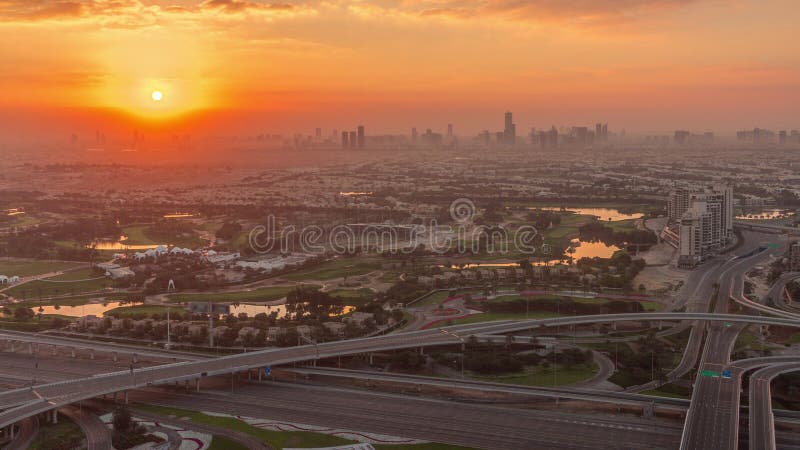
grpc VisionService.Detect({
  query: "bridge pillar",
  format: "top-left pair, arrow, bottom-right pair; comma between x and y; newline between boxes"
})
51,409 -> 58,424
89,349 -> 94,360
369,353 -> 374,365
28,342 -> 33,354
123,391 -> 128,404
195,378 -> 200,392
184,380 -> 189,391
70,347 -> 76,358
419,347 -> 424,355
51,345 -> 57,356
132,353 -> 139,364
112,352 -> 118,362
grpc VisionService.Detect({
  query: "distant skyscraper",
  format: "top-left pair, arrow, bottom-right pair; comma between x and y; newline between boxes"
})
779,130 -> 787,145
341,131 -> 349,149
357,125 -> 365,148
315,128 -> 322,140
601,123 -> 608,142
503,112 -> 516,145
411,127 -> 418,144
596,123 -> 602,140
349,131 -> 357,148
447,124 -> 453,137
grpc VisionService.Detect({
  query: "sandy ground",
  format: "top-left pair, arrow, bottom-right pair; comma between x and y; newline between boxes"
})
633,238 -> 687,293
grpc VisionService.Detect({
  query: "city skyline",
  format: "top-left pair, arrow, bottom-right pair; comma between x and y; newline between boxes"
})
1,0 -> 800,141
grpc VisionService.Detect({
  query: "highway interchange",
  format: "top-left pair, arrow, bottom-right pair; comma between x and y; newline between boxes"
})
0,228 -> 799,449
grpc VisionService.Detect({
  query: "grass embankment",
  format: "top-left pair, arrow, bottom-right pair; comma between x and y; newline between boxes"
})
138,405 -> 478,450
471,363 -> 597,387
27,416 -> 84,450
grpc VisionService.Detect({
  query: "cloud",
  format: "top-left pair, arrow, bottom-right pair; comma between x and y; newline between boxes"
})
0,0 -> 304,26
201,0 -> 295,14
399,0 -> 702,28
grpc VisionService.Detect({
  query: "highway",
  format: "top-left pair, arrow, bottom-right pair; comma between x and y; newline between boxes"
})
680,232 -> 795,450
1,312 -> 800,431
749,363 -> 800,450
137,382 -> 685,450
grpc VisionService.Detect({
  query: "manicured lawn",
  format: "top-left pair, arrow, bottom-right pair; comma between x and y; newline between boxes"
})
123,224 -> 206,249
414,291 -> 452,307
27,416 -> 84,450
472,363 -> 597,387
375,444 -> 478,450
328,288 -> 375,306
450,311 -> 560,325
0,259 -> 82,277
166,285 -> 319,303
640,301 -> 664,312
606,219 -> 638,232
105,305 -> 173,317
209,436 -> 248,450
4,268 -> 111,299
281,258 -> 380,281
640,389 -> 690,399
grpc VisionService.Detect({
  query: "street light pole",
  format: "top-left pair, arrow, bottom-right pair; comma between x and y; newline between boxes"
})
439,329 -> 467,378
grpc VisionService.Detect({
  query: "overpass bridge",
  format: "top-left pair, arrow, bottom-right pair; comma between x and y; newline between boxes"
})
1,312 -> 800,431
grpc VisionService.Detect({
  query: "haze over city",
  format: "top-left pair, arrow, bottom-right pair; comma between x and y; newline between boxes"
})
1,1 -> 800,450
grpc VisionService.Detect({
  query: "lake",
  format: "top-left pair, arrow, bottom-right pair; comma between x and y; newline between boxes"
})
535,207 -> 643,221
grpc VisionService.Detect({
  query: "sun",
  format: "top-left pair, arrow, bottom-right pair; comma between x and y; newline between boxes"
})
151,90 -> 163,102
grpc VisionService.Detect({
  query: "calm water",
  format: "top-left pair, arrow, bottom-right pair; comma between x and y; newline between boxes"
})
11,301 -> 354,319
535,207 -> 643,221
446,238 -> 620,269
90,235 -> 166,251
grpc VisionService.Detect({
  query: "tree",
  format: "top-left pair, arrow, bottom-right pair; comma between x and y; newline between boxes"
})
112,406 -> 133,433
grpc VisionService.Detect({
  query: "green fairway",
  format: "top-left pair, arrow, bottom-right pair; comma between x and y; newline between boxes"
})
328,288 -> 375,305
4,268 -> 110,299
0,259 -> 82,277
472,363 -> 597,387
281,257 -> 380,281
166,284 -> 319,303
104,304 -> 173,317
123,224 -> 206,249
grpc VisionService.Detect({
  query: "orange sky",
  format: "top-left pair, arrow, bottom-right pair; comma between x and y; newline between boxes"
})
0,0 -> 799,137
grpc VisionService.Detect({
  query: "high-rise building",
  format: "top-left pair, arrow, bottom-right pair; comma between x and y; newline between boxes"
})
671,184 -> 734,267
779,130 -> 787,145
357,125 -> 365,148
315,128 -> 322,141
349,131 -> 357,148
341,131 -> 349,149
503,112 -> 516,146
601,124 -> 608,141
596,123 -> 602,141
447,124 -> 453,137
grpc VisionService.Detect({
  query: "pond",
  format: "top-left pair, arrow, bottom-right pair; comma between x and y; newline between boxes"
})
8,301 -> 355,319
534,207 -> 643,221
444,238 -> 620,269
90,235 -> 167,251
